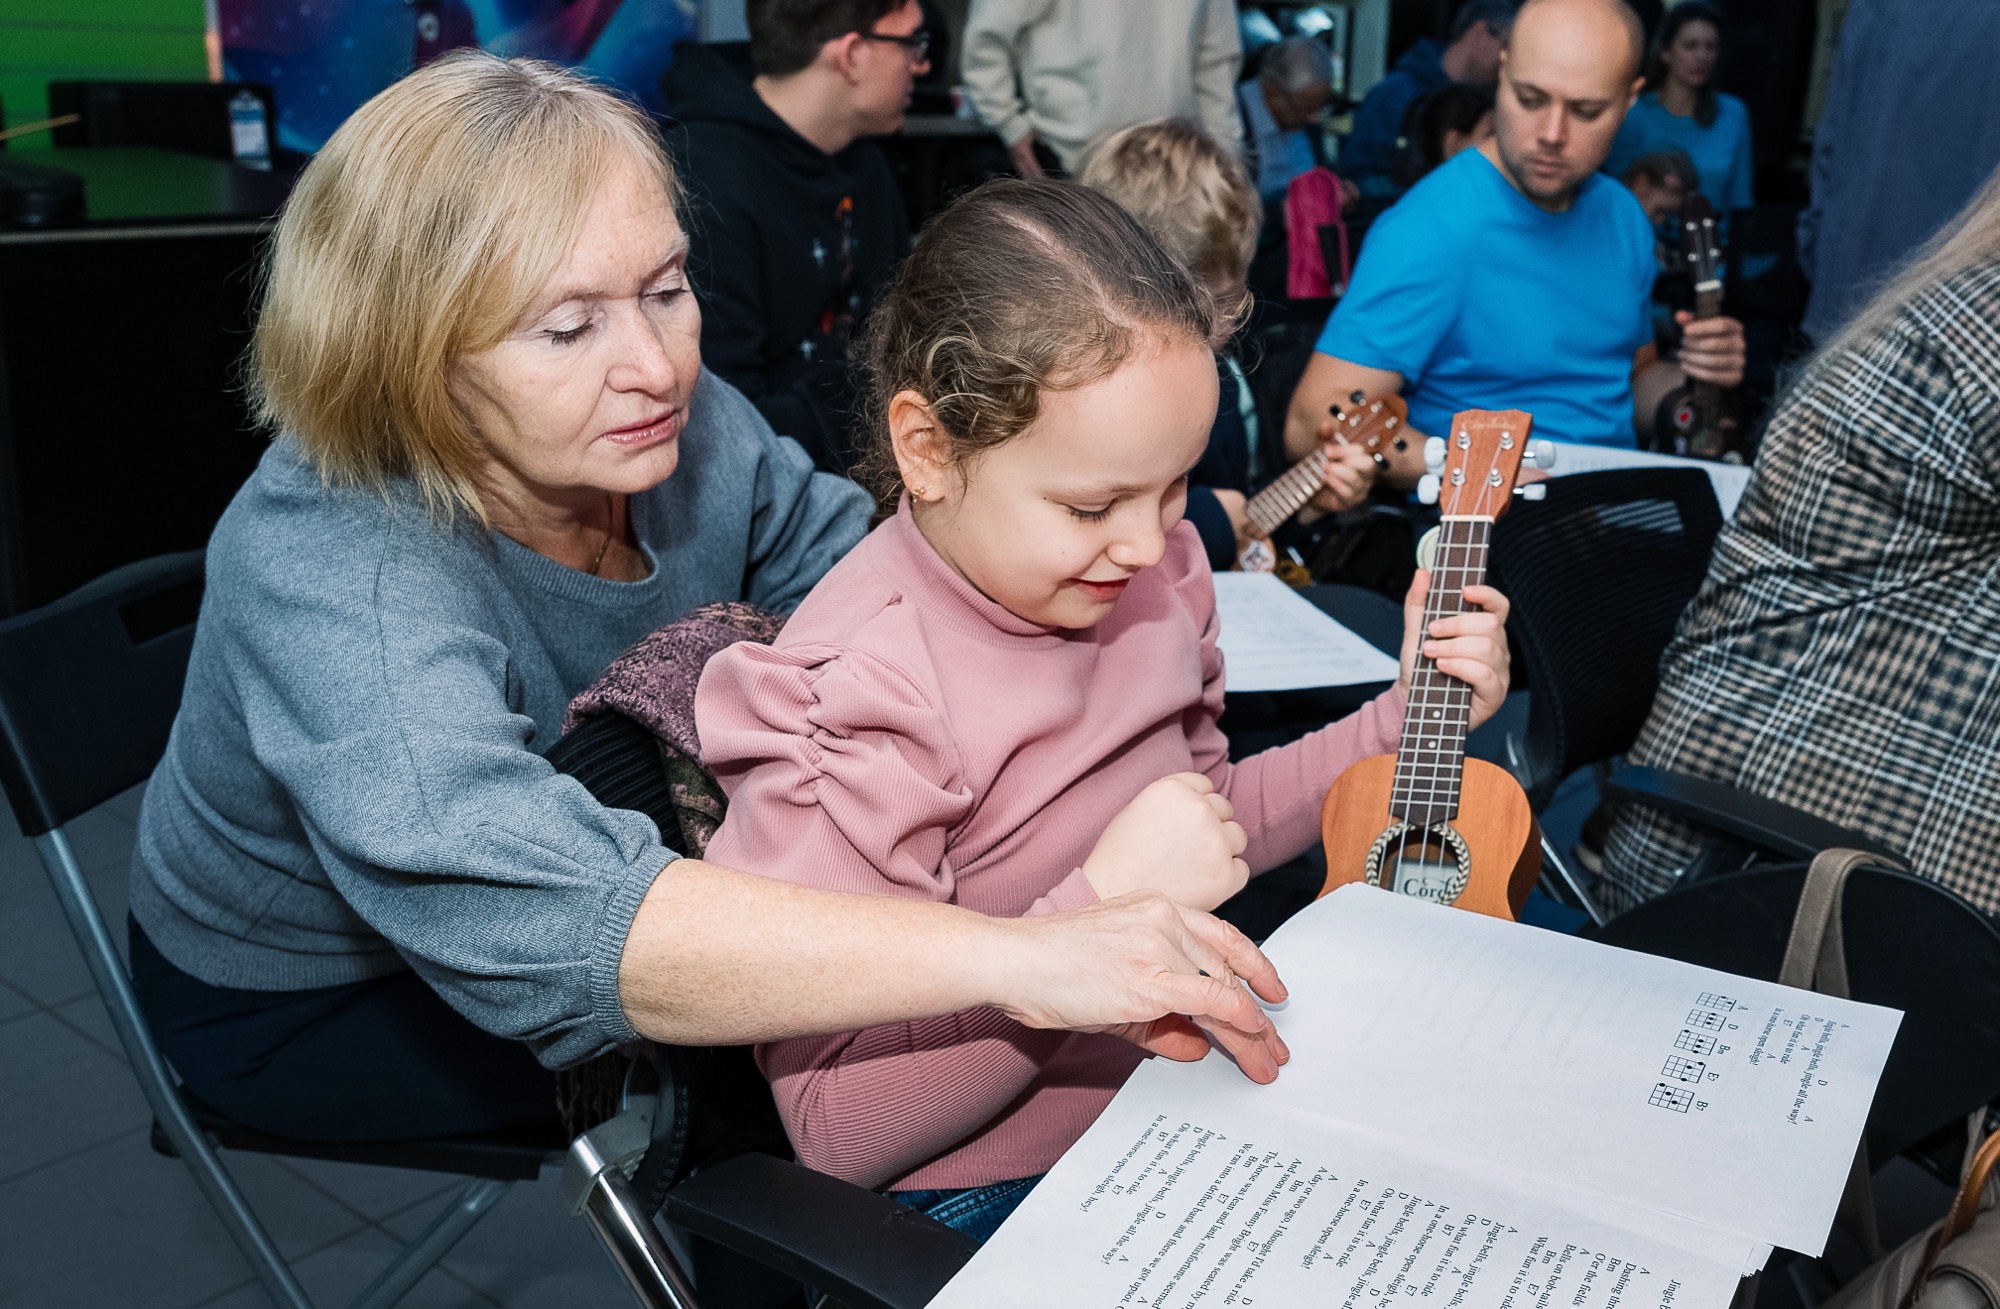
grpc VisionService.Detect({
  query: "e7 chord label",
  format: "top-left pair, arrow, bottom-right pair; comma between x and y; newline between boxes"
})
1674,1030 -> 1716,1056
1649,1083 -> 1694,1114
1662,1056 -> 1706,1084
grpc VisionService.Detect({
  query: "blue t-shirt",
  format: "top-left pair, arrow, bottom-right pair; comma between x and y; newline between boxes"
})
1316,148 -> 1656,446
1605,92 -> 1755,211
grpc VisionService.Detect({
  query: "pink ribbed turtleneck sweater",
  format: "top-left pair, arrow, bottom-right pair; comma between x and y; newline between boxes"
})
695,502 -> 1404,1191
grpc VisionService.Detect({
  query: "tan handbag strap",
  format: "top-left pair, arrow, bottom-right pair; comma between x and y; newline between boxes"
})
1780,848 -> 1899,995
1783,849 -> 1908,1264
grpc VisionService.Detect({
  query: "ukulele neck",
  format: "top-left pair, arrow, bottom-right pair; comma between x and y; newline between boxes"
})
1245,451 -> 1331,536
1390,516 -> 1490,827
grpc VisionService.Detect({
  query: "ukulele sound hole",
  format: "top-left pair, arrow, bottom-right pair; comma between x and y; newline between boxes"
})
1364,822 -> 1473,904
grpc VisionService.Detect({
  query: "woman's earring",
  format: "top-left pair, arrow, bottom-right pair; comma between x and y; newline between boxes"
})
909,484 -> 927,499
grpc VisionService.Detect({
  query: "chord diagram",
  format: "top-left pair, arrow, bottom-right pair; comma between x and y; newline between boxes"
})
1674,1030 -> 1717,1056
1662,1056 -> 1706,1084
1695,992 -> 1735,1011
1649,1083 -> 1694,1113
1687,1008 -> 1726,1030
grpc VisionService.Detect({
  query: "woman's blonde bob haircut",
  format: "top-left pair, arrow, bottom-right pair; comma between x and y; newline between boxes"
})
248,51 -> 680,522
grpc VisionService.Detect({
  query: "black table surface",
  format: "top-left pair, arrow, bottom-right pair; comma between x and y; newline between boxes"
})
7,146 -> 294,228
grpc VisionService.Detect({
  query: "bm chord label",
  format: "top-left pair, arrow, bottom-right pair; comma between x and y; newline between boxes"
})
1649,1083 -> 1695,1114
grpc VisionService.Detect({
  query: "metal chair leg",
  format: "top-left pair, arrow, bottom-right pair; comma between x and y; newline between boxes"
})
349,1177 -> 511,1309
1538,833 -> 1608,929
565,1119 -> 703,1308
34,829 -> 315,1309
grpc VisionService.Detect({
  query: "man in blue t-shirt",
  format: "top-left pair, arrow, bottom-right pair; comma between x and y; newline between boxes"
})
1287,0 -> 1745,501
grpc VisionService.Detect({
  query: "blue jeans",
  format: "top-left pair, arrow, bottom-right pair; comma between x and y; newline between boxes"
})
887,1175 -> 1044,1243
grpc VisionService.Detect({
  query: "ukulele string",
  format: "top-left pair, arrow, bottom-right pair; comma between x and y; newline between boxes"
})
1394,421 -> 1507,886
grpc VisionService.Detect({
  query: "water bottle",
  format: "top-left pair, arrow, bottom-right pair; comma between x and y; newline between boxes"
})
228,89 -> 271,171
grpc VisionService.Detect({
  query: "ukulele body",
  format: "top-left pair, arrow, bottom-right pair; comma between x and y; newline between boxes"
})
1318,753 -> 1541,920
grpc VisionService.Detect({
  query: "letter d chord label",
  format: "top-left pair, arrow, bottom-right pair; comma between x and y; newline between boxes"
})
1649,1084 -> 1694,1114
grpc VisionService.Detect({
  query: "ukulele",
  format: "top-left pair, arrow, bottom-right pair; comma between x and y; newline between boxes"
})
1661,194 -> 1741,462
1318,409 -> 1548,920
1236,393 -> 1408,584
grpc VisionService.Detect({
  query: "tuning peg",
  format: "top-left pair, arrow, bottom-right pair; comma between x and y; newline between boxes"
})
1528,439 -> 1558,470
1416,473 -> 1441,505
1423,436 -> 1446,471
1514,483 -> 1548,501
1349,390 -> 1366,405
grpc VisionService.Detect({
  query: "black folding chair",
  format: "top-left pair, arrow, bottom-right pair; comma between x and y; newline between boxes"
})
0,552 -> 570,1307
0,553 -> 978,1308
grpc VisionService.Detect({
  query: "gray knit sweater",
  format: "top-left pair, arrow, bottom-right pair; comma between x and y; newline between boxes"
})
130,371 -> 870,1068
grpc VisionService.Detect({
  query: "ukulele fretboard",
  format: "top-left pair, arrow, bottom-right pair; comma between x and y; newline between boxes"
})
1390,517 -> 1490,828
1246,455 -> 1330,534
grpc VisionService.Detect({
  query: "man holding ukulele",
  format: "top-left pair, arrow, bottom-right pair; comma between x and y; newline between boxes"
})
1289,0 -> 1746,506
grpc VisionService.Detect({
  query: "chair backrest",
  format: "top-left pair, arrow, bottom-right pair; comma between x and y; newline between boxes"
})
48,81 -> 275,162
1586,861 -> 2000,1164
0,552 -> 202,836
1488,467 -> 1723,808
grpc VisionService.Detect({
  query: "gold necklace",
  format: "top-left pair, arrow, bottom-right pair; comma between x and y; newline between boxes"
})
587,492 -> 617,577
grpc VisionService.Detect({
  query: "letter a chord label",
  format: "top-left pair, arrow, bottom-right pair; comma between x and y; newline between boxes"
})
1649,1084 -> 1695,1114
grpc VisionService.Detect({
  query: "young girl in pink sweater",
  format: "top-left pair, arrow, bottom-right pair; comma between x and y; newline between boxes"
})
693,179 -> 1511,1239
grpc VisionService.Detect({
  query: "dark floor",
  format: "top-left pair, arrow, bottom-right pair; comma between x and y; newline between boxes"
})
0,788 -> 633,1308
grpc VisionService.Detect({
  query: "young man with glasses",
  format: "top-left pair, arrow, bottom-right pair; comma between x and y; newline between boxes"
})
661,0 -> 927,473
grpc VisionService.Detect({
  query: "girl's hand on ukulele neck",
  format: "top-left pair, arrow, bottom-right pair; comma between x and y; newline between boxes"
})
1081,773 -> 1250,911
1398,571 -> 1513,731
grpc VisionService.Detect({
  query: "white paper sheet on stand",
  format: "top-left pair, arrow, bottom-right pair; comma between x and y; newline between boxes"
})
1211,572 -> 1400,691
1256,889 -> 1900,1255
1543,441 -> 1753,518
928,888 -> 1900,1309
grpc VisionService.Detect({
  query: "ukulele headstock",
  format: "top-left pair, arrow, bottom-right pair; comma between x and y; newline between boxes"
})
1680,193 -> 1723,295
1420,410 -> 1540,520
1327,392 -> 1410,457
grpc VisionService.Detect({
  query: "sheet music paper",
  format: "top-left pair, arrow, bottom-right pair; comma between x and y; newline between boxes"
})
1211,572 -> 1400,691
1255,889 -> 1900,1255
929,888 -> 1899,1309
1542,442 -> 1752,518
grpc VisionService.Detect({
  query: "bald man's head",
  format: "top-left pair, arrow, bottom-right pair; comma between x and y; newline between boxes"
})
1514,0 -> 1646,82
1484,0 -> 1646,210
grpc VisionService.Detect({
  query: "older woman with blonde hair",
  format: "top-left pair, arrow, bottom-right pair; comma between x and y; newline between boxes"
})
128,51 -> 1287,1142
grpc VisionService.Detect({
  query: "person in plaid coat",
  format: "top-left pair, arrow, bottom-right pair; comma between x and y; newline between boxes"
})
1601,165 -> 2000,916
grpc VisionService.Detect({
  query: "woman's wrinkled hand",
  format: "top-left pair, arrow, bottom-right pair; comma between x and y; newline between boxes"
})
1398,570 -> 1512,731
992,892 -> 1291,1084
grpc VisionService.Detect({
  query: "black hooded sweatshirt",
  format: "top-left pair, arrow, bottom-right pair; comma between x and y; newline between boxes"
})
661,42 -> 910,474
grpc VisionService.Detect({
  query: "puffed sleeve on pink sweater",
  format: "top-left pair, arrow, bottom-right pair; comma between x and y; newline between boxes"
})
1171,551 -> 1408,873
695,642 -> 1098,1188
